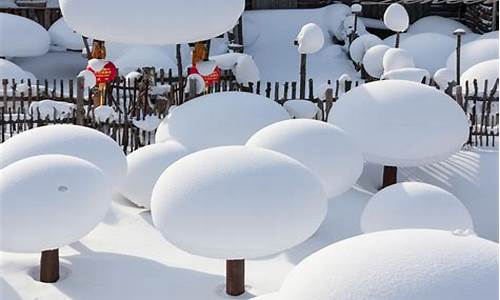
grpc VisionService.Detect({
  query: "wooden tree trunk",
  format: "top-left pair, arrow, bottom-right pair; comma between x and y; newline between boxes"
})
40,249 -> 59,283
226,259 -> 245,296
299,54 -> 307,99
382,166 -> 398,189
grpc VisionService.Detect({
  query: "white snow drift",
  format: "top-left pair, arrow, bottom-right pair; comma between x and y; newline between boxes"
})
119,142 -> 190,209
361,182 -> 474,233
0,13 -> 50,57
407,16 -> 471,36
328,80 -> 469,167
60,0 -> 245,44
155,92 -> 290,149
296,23 -> 325,54
0,155 -> 112,253
279,229 -> 499,300
151,146 -> 327,259
0,125 -> 127,186
247,119 -> 363,198
434,68 -> 455,90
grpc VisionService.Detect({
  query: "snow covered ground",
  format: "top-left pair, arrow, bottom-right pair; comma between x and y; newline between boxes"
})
1,148 -> 497,300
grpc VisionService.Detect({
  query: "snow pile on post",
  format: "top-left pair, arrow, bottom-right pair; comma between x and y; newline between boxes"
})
362,44 -> 390,78
0,124 -> 127,186
296,23 -> 325,54
59,0 -> 245,44
155,92 -> 290,149
278,229 -> 499,300
0,154 -> 113,253
400,33 -> 455,74
247,119 -> 363,198
119,142 -> 190,209
328,80 -> 469,167
48,17 -> 85,51
0,13 -> 50,57
361,182 -> 474,233
383,3 -> 409,33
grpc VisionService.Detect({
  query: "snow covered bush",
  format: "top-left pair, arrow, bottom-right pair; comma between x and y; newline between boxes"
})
60,0 -> 245,44
155,92 -> 289,149
296,23 -> 325,54
278,229 -> 499,300
0,13 -> 50,57
382,48 -> 415,73
362,44 -> 390,78
151,145 -> 327,295
446,38 -> 499,77
247,119 -> 363,198
383,3 -> 409,34
361,182 -> 474,233
400,33 -> 455,74
0,154 -> 112,253
119,142 -> 190,209
460,59 -> 499,95
283,100 -> 320,119
48,17 -> 85,51
0,125 -> 127,186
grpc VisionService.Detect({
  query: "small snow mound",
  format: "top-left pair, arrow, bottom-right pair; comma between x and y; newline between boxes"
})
87,58 -> 107,72
383,3 -> 409,33
296,23 -> 325,54
132,114 -> 162,132
408,16 -> 471,36
434,68 -> 455,90
234,54 -> 260,85
196,60 -> 217,76
29,100 -> 75,120
184,74 -> 205,94
446,38 -> 499,77
362,44 -> 390,78
151,146 -> 327,259
94,105 -> 118,122
78,70 -> 97,89
247,119 -> 363,198
283,100 -> 320,119
383,48 -> 415,73
361,182 -> 474,233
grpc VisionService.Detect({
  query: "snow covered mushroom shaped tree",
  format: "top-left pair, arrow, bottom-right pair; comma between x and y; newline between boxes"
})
295,23 -> 324,98
328,80 -> 469,188
383,3 -> 409,48
0,155 -> 113,283
361,182 -> 474,233
151,146 -> 327,296
278,229 -> 498,300
247,119 -> 364,199
0,124 -> 127,187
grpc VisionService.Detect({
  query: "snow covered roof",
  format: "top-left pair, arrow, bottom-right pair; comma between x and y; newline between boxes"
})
151,145 -> 327,259
0,12 -> 50,57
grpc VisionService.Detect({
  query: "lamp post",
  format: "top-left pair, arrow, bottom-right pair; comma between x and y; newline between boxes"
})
453,29 -> 466,85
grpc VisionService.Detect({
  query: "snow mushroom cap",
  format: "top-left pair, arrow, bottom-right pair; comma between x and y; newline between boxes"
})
48,17 -> 84,51
383,3 -> 409,33
446,38 -> 499,77
400,33 -> 456,74
155,92 -> 290,151
247,119 -> 364,199
362,44 -> 390,78
0,154 -> 113,253
361,182 -> 474,233
296,23 -> 325,54
0,13 -> 50,57
119,142 -> 190,209
279,229 -> 499,300
327,80 -> 469,167
151,146 -> 327,259
460,59 -> 499,95
60,0 -> 245,45
383,48 -> 415,73
0,124 -> 127,186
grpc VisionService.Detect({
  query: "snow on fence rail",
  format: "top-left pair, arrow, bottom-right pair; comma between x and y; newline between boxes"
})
1,74 -> 498,151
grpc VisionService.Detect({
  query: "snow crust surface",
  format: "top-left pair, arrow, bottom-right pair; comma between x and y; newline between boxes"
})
0,155 -> 112,253
361,182 -> 474,233
247,119 -> 363,198
151,146 -> 327,259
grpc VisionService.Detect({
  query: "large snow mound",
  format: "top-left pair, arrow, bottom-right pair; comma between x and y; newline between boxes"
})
0,13 -> 50,57
155,92 -> 290,150
279,229 -> 499,300
328,80 -> 469,167
151,146 -> 327,259
407,16 -> 471,36
114,46 -> 177,75
460,59 -> 499,95
247,119 -> 363,198
48,17 -> 84,51
383,3 -> 409,33
0,155 -> 112,253
119,142 -> 190,209
400,33 -> 455,74
0,124 -> 127,186
447,38 -> 499,77
60,0 -> 245,44
361,182 -> 474,233
296,23 -> 325,54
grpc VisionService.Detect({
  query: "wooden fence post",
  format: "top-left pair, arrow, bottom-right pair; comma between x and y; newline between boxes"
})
76,76 -> 85,125
226,259 -> 245,296
382,166 -> 398,189
325,88 -> 333,120
299,54 -> 307,99
40,249 -> 59,283
188,77 -> 197,100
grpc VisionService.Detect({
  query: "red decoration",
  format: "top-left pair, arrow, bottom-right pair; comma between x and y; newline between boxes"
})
87,61 -> 117,84
188,66 -> 221,86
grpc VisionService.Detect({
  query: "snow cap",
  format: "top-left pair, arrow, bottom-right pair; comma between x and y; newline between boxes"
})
296,23 -> 325,54
383,3 -> 409,33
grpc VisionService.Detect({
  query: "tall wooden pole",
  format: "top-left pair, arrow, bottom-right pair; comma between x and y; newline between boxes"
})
299,53 -> 307,99
176,44 -> 184,103
226,259 -> 245,296
40,249 -> 59,283
453,30 -> 465,85
382,166 -> 397,189
395,32 -> 401,48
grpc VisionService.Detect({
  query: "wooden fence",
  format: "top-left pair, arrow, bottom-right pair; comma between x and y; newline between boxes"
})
1,72 -> 498,152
